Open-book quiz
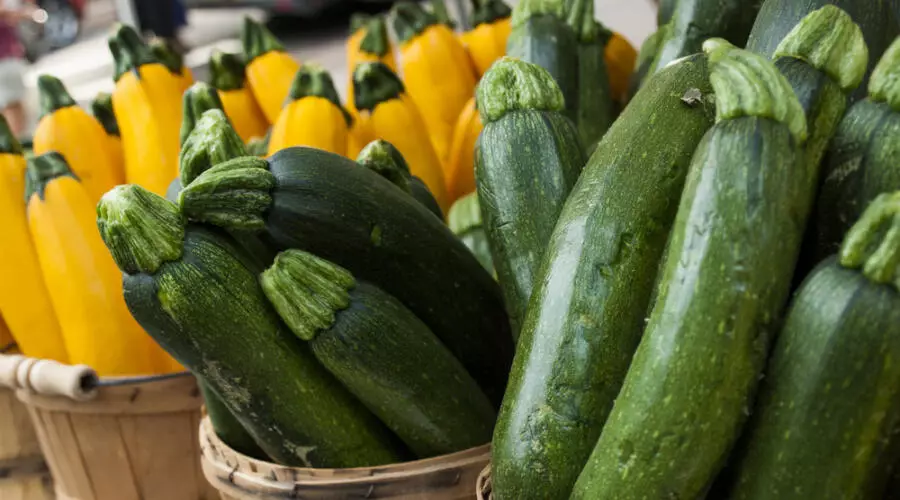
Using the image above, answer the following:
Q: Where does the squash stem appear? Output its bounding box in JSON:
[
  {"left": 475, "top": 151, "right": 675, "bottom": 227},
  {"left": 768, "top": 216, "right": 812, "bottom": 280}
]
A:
[
  {"left": 429, "top": 0, "right": 455, "bottom": 28},
  {"left": 0, "top": 114, "right": 22, "bottom": 155},
  {"left": 352, "top": 62, "right": 405, "bottom": 112},
  {"left": 287, "top": 63, "right": 352, "bottom": 126},
  {"left": 471, "top": 0, "right": 511, "bottom": 28},
  {"left": 36, "top": 75, "right": 76, "bottom": 119},
  {"left": 839, "top": 191, "right": 900, "bottom": 289},
  {"left": 510, "top": 0, "right": 566, "bottom": 29},
  {"left": 179, "top": 109, "right": 247, "bottom": 186},
  {"left": 391, "top": 2, "right": 437, "bottom": 45},
  {"left": 180, "top": 82, "right": 229, "bottom": 147},
  {"left": 566, "top": 0, "right": 609, "bottom": 44},
  {"left": 868, "top": 37, "right": 900, "bottom": 111},
  {"left": 349, "top": 12, "right": 374, "bottom": 34},
  {"left": 24, "top": 152, "right": 77, "bottom": 202},
  {"left": 109, "top": 23, "right": 158, "bottom": 82},
  {"left": 178, "top": 155, "right": 276, "bottom": 230},
  {"left": 96, "top": 185, "right": 185, "bottom": 275},
  {"left": 259, "top": 250, "right": 355, "bottom": 342},
  {"left": 356, "top": 139, "right": 412, "bottom": 193},
  {"left": 241, "top": 17, "right": 285, "bottom": 63},
  {"left": 149, "top": 37, "right": 185, "bottom": 76},
  {"left": 91, "top": 92, "right": 119, "bottom": 137},
  {"left": 359, "top": 17, "right": 391, "bottom": 58},
  {"left": 475, "top": 56, "right": 565, "bottom": 123},
  {"left": 209, "top": 51, "right": 246, "bottom": 91}
]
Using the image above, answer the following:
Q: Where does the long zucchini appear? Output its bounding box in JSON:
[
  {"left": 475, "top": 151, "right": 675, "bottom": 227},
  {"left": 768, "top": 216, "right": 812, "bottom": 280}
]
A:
[
  {"left": 490, "top": 53, "right": 714, "bottom": 500},
  {"left": 567, "top": 0, "right": 613, "bottom": 153},
  {"left": 178, "top": 140, "right": 513, "bottom": 406},
  {"left": 97, "top": 185, "right": 404, "bottom": 467},
  {"left": 570, "top": 40, "right": 810, "bottom": 500},
  {"left": 475, "top": 57, "right": 584, "bottom": 336},
  {"left": 356, "top": 139, "right": 443, "bottom": 220},
  {"left": 261, "top": 249, "right": 495, "bottom": 458}
]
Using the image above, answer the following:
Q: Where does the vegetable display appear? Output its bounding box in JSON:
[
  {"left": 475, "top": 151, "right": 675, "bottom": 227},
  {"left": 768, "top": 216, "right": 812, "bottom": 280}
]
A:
[
  {"left": 355, "top": 139, "right": 443, "bottom": 219},
  {"left": 90, "top": 92, "right": 126, "bottom": 186},
  {"left": 208, "top": 50, "right": 269, "bottom": 143},
  {"left": 241, "top": 17, "right": 301, "bottom": 124},
  {"left": 459, "top": 0, "right": 512, "bottom": 77}
]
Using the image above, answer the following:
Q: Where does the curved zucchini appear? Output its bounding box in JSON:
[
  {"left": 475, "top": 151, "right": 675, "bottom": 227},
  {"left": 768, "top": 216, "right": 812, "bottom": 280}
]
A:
[
  {"left": 356, "top": 139, "right": 443, "bottom": 220},
  {"left": 475, "top": 58, "right": 584, "bottom": 336},
  {"left": 97, "top": 185, "right": 405, "bottom": 467},
  {"left": 490, "top": 53, "right": 714, "bottom": 500},
  {"left": 506, "top": 0, "right": 579, "bottom": 121},
  {"left": 566, "top": 0, "right": 614, "bottom": 153},
  {"left": 570, "top": 40, "right": 810, "bottom": 500},
  {"left": 721, "top": 192, "right": 900, "bottom": 500},
  {"left": 178, "top": 145, "right": 513, "bottom": 406},
  {"left": 261, "top": 250, "right": 495, "bottom": 458},
  {"left": 448, "top": 192, "right": 494, "bottom": 275}
]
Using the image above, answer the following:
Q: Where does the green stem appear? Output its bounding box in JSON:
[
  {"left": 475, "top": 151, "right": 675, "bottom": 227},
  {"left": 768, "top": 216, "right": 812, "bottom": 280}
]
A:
[
  {"left": 447, "top": 191, "right": 483, "bottom": 235},
  {"left": 0, "top": 114, "right": 23, "bottom": 155},
  {"left": 96, "top": 185, "right": 186, "bottom": 275},
  {"left": 566, "top": 0, "right": 610, "bottom": 44},
  {"left": 703, "top": 38, "right": 808, "bottom": 144},
  {"left": 430, "top": 0, "right": 455, "bottom": 28},
  {"left": 350, "top": 13, "right": 374, "bottom": 34},
  {"left": 471, "top": 0, "right": 511, "bottom": 27},
  {"left": 178, "top": 156, "right": 276, "bottom": 230},
  {"left": 209, "top": 50, "right": 247, "bottom": 91},
  {"left": 37, "top": 75, "right": 76, "bottom": 120},
  {"left": 391, "top": 2, "right": 437, "bottom": 45},
  {"left": 259, "top": 250, "right": 355, "bottom": 341},
  {"left": 511, "top": 0, "right": 566, "bottom": 29},
  {"left": 24, "top": 152, "right": 77, "bottom": 202},
  {"left": 109, "top": 23, "right": 158, "bottom": 82},
  {"left": 241, "top": 17, "right": 285, "bottom": 63},
  {"left": 839, "top": 191, "right": 900, "bottom": 290},
  {"left": 288, "top": 64, "right": 352, "bottom": 126},
  {"left": 360, "top": 17, "right": 391, "bottom": 58},
  {"left": 356, "top": 139, "right": 412, "bottom": 193},
  {"left": 774, "top": 5, "right": 868, "bottom": 93},
  {"left": 869, "top": 37, "right": 900, "bottom": 111},
  {"left": 475, "top": 56, "right": 565, "bottom": 123},
  {"left": 149, "top": 37, "right": 184, "bottom": 75},
  {"left": 91, "top": 92, "right": 119, "bottom": 137},
  {"left": 180, "top": 109, "right": 247, "bottom": 186},
  {"left": 353, "top": 62, "right": 405, "bottom": 112},
  {"left": 180, "top": 82, "right": 228, "bottom": 147}
]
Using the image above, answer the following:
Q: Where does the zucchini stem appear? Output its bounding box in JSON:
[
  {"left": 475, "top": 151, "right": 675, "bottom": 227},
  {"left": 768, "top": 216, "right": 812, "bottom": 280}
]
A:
[
  {"left": 0, "top": 114, "right": 22, "bottom": 155},
  {"left": 241, "top": 17, "right": 285, "bottom": 63},
  {"left": 511, "top": 0, "right": 566, "bottom": 28},
  {"left": 356, "top": 139, "right": 413, "bottom": 193},
  {"left": 475, "top": 56, "right": 565, "bottom": 123},
  {"left": 839, "top": 191, "right": 900, "bottom": 289},
  {"left": 470, "top": 0, "right": 510, "bottom": 27},
  {"left": 352, "top": 62, "right": 405, "bottom": 112},
  {"left": 288, "top": 63, "right": 352, "bottom": 126},
  {"left": 149, "top": 37, "right": 185, "bottom": 76},
  {"left": 36, "top": 74, "right": 76, "bottom": 119},
  {"left": 179, "top": 109, "right": 247, "bottom": 186},
  {"left": 180, "top": 82, "right": 229, "bottom": 147},
  {"left": 91, "top": 92, "right": 119, "bottom": 137},
  {"left": 108, "top": 23, "right": 157, "bottom": 82},
  {"left": 868, "top": 37, "right": 900, "bottom": 111},
  {"left": 25, "top": 152, "right": 76, "bottom": 202},
  {"left": 390, "top": 2, "right": 437, "bottom": 45},
  {"left": 209, "top": 50, "right": 246, "bottom": 91},
  {"left": 178, "top": 156, "right": 275, "bottom": 230},
  {"left": 359, "top": 16, "right": 391, "bottom": 58}
]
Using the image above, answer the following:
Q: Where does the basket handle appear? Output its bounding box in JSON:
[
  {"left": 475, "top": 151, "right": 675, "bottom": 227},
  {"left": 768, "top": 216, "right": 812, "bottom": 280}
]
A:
[{"left": 0, "top": 354, "right": 99, "bottom": 401}]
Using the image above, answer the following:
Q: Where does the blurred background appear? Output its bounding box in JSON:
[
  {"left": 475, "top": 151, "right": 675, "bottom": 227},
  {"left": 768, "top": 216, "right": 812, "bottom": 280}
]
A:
[{"left": 12, "top": 0, "right": 656, "bottom": 133}]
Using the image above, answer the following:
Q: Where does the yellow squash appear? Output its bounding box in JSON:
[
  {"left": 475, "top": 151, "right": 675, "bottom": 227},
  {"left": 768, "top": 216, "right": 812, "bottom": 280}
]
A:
[
  {"left": 268, "top": 64, "right": 350, "bottom": 156},
  {"left": 109, "top": 25, "right": 184, "bottom": 196},
  {"left": 0, "top": 118, "right": 68, "bottom": 362},
  {"left": 392, "top": 2, "right": 477, "bottom": 165},
  {"left": 347, "top": 106, "right": 376, "bottom": 159},
  {"left": 241, "top": 17, "right": 301, "bottom": 124},
  {"left": 33, "top": 75, "right": 122, "bottom": 203},
  {"left": 209, "top": 50, "right": 269, "bottom": 142},
  {"left": 445, "top": 97, "right": 483, "bottom": 202},
  {"left": 605, "top": 32, "right": 637, "bottom": 103},
  {"left": 347, "top": 15, "right": 396, "bottom": 111},
  {"left": 353, "top": 61, "right": 449, "bottom": 211},
  {"left": 91, "top": 92, "right": 126, "bottom": 189},
  {"left": 459, "top": 0, "right": 512, "bottom": 77},
  {"left": 149, "top": 36, "right": 194, "bottom": 93},
  {"left": 26, "top": 153, "right": 176, "bottom": 375}
]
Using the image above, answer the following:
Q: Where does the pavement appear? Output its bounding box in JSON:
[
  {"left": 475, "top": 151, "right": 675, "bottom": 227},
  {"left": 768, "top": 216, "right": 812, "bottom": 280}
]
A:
[{"left": 22, "top": 0, "right": 657, "bottom": 132}]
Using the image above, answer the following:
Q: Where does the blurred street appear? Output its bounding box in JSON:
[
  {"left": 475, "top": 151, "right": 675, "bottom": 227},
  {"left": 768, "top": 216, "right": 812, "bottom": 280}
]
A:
[{"left": 21, "top": 0, "right": 656, "bottom": 133}]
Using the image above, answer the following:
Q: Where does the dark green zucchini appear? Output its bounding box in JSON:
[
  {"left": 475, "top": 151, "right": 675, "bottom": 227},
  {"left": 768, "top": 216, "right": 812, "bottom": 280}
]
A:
[
  {"left": 490, "top": 53, "right": 714, "bottom": 500},
  {"left": 721, "top": 192, "right": 900, "bottom": 500},
  {"left": 356, "top": 139, "right": 443, "bottom": 220},
  {"left": 180, "top": 82, "right": 229, "bottom": 147},
  {"left": 178, "top": 144, "right": 513, "bottom": 407},
  {"left": 506, "top": 0, "right": 579, "bottom": 121},
  {"left": 570, "top": 40, "right": 810, "bottom": 500},
  {"left": 647, "top": 0, "right": 761, "bottom": 75},
  {"left": 747, "top": 0, "right": 898, "bottom": 103},
  {"left": 811, "top": 39, "right": 900, "bottom": 264},
  {"left": 475, "top": 57, "right": 584, "bottom": 337},
  {"left": 448, "top": 192, "right": 494, "bottom": 275},
  {"left": 567, "top": 0, "right": 614, "bottom": 153},
  {"left": 96, "top": 185, "right": 405, "bottom": 467},
  {"left": 198, "top": 378, "right": 268, "bottom": 460},
  {"left": 261, "top": 249, "right": 495, "bottom": 458},
  {"left": 657, "top": 0, "right": 676, "bottom": 26}
]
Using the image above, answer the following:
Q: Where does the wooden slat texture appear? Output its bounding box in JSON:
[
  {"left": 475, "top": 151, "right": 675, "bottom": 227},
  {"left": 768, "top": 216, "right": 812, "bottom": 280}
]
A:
[
  {"left": 119, "top": 413, "right": 200, "bottom": 500},
  {"left": 69, "top": 413, "right": 141, "bottom": 500},
  {"left": 0, "top": 475, "right": 54, "bottom": 500},
  {"left": 0, "top": 388, "right": 53, "bottom": 500}
]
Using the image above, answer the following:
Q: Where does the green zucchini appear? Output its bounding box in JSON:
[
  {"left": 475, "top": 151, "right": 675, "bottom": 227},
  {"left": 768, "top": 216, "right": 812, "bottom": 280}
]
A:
[
  {"left": 179, "top": 109, "right": 246, "bottom": 187},
  {"left": 490, "top": 53, "right": 714, "bottom": 500},
  {"left": 245, "top": 130, "right": 270, "bottom": 156},
  {"left": 261, "top": 249, "right": 495, "bottom": 458},
  {"left": 721, "top": 192, "right": 900, "bottom": 500},
  {"left": 570, "top": 40, "right": 810, "bottom": 500},
  {"left": 475, "top": 57, "right": 584, "bottom": 336},
  {"left": 811, "top": 39, "right": 900, "bottom": 265},
  {"left": 567, "top": 0, "right": 613, "bottom": 153},
  {"left": 505, "top": 0, "right": 579, "bottom": 121},
  {"left": 627, "top": 23, "right": 669, "bottom": 100},
  {"left": 198, "top": 378, "right": 268, "bottom": 460},
  {"left": 658, "top": 0, "right": 676, "bottom": 26},
  {"left": 448, "top": 192, "right": 494, "bottom": 275},
  {"left": 648, "top": 0, "right": 761, "bottom": 75},
  {"left": 96, "top": 185, "right": 405, "bottom": 468},
  {"left": 356, "top": 139, "right": 443, "bottom": 220},
  {"left": 747, "top": 0, "right": 898, "bottom": 103},
  {"left": 177, "top": 141, "right": 513, "bottom": 406},
  {"left": 180, "top": 82, "right": 230, "bottom": 147}
]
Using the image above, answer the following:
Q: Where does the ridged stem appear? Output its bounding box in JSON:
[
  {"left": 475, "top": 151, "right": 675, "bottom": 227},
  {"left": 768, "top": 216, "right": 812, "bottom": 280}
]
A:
[
  {"left": 350, "top": 13, "right": 373, "bottom": 34},
  {"left": 359, "top": 17, "right": 391, "bottom": 57},
  {"left": 839, "top": 191, "right": 900, "bottom": 290},
  {"left": 178, "top": 156, "right": 276, "bottom": 230},
  {"left": 288, "top": 64, "right": 352, "bottom": 126},
  {"left": 209, "top": 50, "right": 246, "bottom": 91},
  {"left": 109, "top": 23, "right": 157, "bottom": 82},
  {"left": 149, "top": 37, "right": 185, "bottom": 75},
  {"left": 241, "top": 17, "right": 285, "bottom": 63},
  {"left": 471, "top": 0, "right": 511, "bottom": 27},
  {"left": 566, "top": 0, "right": 610, "bottom": 44},
  {"left": 511, "top": 0, "right": 566, "bottom": 29},
  {"left": 869, "top": 37, "right": 900, "bottom": 111},
  {"left": 447, "top": 191, "right": 483, "bottom": 235},
  {"left": 259, "top": 250, "right": 355, "bottom": 341},
  {"left": 475, "top": 56, "right": 565, "bottom": 123},
  {"left": 430, "top": 0, "right": 455, "bottom": 28},
  {"left": 180, "top": 82, "right": 228, "bottom": 146},
  {"left": 391, "top": 2, "right": 437, "bottom": 45},
  {"left": 0, "top": 114, "right": 23, "bottom": 155},
  {"left": 91, "top": 92, "right": 119, "bottom": 137},
  {"left": 356, "top": 139, "right": 412, "bottom": 193},
  {"left": 703, "top": 38, "right": 808, "bottom": 143},
  {"left": 353, "top": 62, "right": 405, "bottom": 111},
  {"left": 179, "top": 109, "right": 247, "bottom": 186},
  {"left": 37, "top": 75, "right": 76, "bottom": 119},
  {"left": 25, "top": 152, "right": 77, "bottom": 202},
  {"left": 774, "top": 5, "right": 868, "bottom": 92}
]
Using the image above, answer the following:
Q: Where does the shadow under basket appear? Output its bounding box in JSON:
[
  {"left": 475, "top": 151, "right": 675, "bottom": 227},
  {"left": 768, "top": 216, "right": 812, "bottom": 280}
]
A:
[
  {"left": 199, "top": 416, "right": 491, "bottom": 499},
  {"left": 0, "top": 386, "right": 54, "bottom": 500}
]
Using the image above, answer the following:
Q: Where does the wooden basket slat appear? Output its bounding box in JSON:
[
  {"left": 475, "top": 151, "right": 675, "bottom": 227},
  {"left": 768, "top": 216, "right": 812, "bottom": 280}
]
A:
[
  {"left": 38, "top": 411, "right": 96, "bottom": 499},
  {"left": 0, "top": 387, "right": 53, "bottom": 500},
  {"left": 70, "top": 412, "right": 142, "bottom": 500},
  {"left": 119, "top": 413, "right": 202, "bottom": 500}
]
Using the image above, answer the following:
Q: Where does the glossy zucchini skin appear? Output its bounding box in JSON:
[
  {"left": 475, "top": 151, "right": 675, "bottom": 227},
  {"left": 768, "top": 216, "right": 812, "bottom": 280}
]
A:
[
  {"left": 489, "top": 54, "right": 714, "bottom": 500},
  {"left": 574, "top": 39, "right": 613, "bottom": 154},
  {"left": 409, "top": 177, "right": 443, "bottom": 220},
  {"left": 722, "top": 258, "right": 900, "bottom": 500},
  {"left": 198, "top": 378, "right": 268, "bottom": 460},
  {"left": 747, "top": 0, "right": 898, "bottom": 103},
  {"left": 122, "top": 225, "right": 405, "bottom": 467},
  {"left": 571, "top": 117, "right": 806, "bottom": 500}
]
